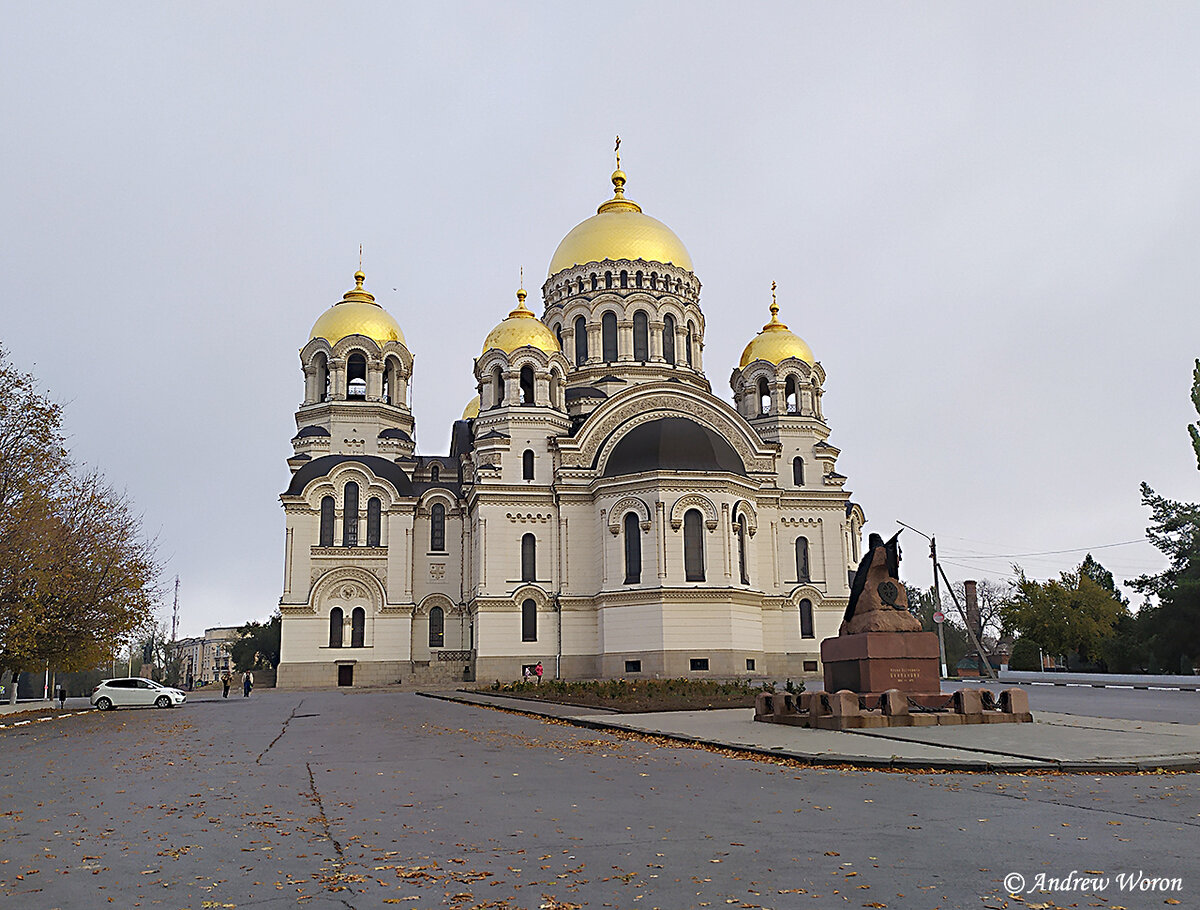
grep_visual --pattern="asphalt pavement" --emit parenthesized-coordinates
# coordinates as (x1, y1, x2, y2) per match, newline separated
(1, 687, 1198, 910)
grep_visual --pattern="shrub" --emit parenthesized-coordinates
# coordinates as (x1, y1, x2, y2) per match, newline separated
(1008, 638, 1041, 671)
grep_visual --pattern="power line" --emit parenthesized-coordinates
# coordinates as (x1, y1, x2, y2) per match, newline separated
(940, 538, 1146, 560)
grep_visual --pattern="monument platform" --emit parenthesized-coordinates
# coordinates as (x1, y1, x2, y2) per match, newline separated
(820, 630, 941, 694)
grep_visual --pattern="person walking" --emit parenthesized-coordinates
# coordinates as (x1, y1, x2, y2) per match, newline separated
(221, 672, 231, 698)
(534, 661, 543, 685)
(242, 670, 253, 698)
(57, 685, 67, 709)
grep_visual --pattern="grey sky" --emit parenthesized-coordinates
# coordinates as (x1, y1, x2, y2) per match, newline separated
(2, 3, 1197, 637)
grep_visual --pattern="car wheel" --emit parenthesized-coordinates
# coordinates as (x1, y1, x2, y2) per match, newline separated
(155, 695, 171, 708)
(96, 697, 112, 711)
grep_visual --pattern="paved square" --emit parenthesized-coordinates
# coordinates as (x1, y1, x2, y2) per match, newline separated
(2, 689, 1197, 909)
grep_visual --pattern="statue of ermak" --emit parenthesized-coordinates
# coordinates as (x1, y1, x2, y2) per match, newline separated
(840, 531, 923, 635)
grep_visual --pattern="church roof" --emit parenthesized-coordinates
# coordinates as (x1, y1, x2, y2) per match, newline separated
(309, 271, 406, 348)
(295, 425, 331, 438)
(548, 167, 692, 276)
(283, 455, 414, 497)
(602, 417, 745, 477)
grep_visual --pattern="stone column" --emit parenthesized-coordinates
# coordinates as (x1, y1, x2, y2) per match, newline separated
(656, 501, 667, 579)
(649, 321, 664, 362)
(617, 320, 633, 362)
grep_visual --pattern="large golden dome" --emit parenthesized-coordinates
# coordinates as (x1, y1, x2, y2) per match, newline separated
(310, 271, 406, 347)
(462, 395, 480, 419)
(481, 288, 560, 355)
(739, 291, 814, 368)
(547, 169, 693, 277)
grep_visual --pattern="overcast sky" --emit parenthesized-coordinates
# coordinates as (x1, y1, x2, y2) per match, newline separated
(3, 3, 1198, 637)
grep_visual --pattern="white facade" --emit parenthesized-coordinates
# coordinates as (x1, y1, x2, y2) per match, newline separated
(277, 166, 864, 688)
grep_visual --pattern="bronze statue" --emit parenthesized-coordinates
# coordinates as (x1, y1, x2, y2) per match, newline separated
(841, 531, 922, 634)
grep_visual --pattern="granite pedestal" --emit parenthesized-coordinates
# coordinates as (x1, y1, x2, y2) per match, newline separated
(821, 630, 940, 695)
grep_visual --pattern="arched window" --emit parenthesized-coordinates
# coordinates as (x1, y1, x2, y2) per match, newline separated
(785, 375, 798, 413)
(319, 496, 335, 547)
(366, 497, 381, 547)
(663, 314, 676, 365)
(574, 316, 588, 366)
(351, 607, 365, 648)
(314, 353, 329, 403)
(522, 449, 534, 480)
(430, 503, 446, 552)
(577, 278, 584, 293)
(650, 272, 658, 290)
(492, 365, 504, 408)
(521, 598, 537, 642)
(347, 353, 367, 399)
(792, 457, 804, 486)
(620, 269, 628, 288)
(684, 509, 705, 582)
(591, 273, 598, 291)
(521, 533, 536, 582)
(555, 324, 563, 350)
(799, 598, 815, 639)
(430, 464, 440, 483)
(602, 311, 618, 362)
(428, 606, 445, 648)
(633, 310, 649, 361)
(329, 607, 343, 648)
(342, 482, 359, 547)
(635, 270, 643, 288)
(758, 378, 771, 415)
(737, 513, 749, 585)
(605, 271, 613, 289)
(519, 365, 534, 405)
(686, 322, 695, 367)
(549, 371, 561, 410)
(381, 362, 391, 404)
(796, 537, 810, 583)
(624, 512, 642, 584)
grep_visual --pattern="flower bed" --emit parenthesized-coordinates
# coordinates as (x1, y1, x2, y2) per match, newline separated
(480, 677, 797, 713)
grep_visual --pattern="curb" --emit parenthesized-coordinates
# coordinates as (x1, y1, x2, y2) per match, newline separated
(416, 690, 1066, 773)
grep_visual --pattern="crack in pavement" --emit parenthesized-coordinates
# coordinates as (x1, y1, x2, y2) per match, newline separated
(304, 761, 358, 910)
(256, 698, 304, 764)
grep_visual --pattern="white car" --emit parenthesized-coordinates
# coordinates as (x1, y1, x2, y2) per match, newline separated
(91, 677, 187, 710)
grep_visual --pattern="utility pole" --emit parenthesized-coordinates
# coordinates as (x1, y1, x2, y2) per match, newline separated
(899, 521, 997, 681)
(170, 575, 180, 645)
(899, 522, 947, 678)
(930, 536, 948, 679)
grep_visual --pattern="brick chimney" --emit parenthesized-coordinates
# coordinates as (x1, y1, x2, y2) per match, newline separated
(964, 580, 982, 643)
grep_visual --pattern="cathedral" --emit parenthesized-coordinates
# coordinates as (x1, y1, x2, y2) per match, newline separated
(276, 159, 865, 688)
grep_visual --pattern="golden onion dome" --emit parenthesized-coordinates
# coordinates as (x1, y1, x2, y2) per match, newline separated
(309, 271, 406, 347)
(481, 288, 560, 355)
(547, 168, 693, 277)
(462, 395, 480, 420)
(739, 287, 815, 368)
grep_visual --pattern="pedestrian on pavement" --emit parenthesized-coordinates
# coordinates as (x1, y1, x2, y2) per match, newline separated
(186, 672, 193, 691)
(242, 671, 253, 697)
(57, 685, 67, 709)
(523, 666, 532, 683)
(221, 672, 231, 698)
(535, 661, 543, 685)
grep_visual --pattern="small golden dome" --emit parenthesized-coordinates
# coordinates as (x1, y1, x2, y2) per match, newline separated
(462, 395, 480, 420)
(309, 270, 406, 347)
(739, 287, 814, 368)
(547, 168, 693, 277)
(481, 287, 560, 355)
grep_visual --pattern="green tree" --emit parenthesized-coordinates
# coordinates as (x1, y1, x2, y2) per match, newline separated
(1008, 637, 1042, 671)
(230, 612, 282, 671)
(1189, 358, 1200, 469)
(0, 348, 158, 701)
(1000, 563, 1127, 666)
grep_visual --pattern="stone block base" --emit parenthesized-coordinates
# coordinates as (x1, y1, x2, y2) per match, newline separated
(754, 687, 1033, 730)
(821, 631, 940, 694)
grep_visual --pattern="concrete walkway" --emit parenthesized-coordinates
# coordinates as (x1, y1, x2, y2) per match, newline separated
(421, 688, 1200, 772)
